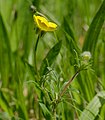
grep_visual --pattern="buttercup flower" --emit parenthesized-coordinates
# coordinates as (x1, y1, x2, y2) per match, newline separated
(33, 15, 57, 31)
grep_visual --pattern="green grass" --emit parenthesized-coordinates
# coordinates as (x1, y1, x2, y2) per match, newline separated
(0, 0, 105, 120)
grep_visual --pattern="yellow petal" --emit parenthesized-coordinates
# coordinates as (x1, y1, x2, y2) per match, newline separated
(33, 15, 57, 31)
(33, 15, 49, 31)
(48, 22, 57, 31)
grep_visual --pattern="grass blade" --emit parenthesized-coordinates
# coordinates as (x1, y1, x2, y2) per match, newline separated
(0, 91, 13, 117)
(82, 0, 105, 54)
(63, 18, 80, 55)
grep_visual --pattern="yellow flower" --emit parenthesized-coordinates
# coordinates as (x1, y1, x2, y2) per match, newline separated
(33, 15, 57, 31)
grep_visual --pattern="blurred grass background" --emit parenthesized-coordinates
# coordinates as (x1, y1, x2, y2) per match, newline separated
(0, 0, 105, 120)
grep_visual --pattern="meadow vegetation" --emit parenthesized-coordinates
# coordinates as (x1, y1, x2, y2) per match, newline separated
(0, 0, 105, 120)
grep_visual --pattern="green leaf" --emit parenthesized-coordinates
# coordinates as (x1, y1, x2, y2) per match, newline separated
(0, 14, 11, 63)
(16, 84, 28, 120)
(63, 17, 80, 55)
(82, 0, 105, 54)
(0, 13, 12, 86)
(63, 17, 75, 41)
(40, 41, 62, 76)
(0, 91, 13, 117)
(79, 91, 105, 120)
(39, 102, 52, 119)
(24, 60, 36, 78)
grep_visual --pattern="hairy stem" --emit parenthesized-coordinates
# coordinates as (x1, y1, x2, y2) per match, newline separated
(59, 69, 80, 97)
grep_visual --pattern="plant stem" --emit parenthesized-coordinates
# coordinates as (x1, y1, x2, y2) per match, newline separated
(69, 91, 79, 120)
(53, 108, 56, 120)
(59, 69, 80, 97)
(34, 34, 40, 74)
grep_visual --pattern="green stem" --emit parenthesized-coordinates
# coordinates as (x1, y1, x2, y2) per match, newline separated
(53, 108, 56, 120)
(34, 34, 40, 75)
(69, 91, 79, 120)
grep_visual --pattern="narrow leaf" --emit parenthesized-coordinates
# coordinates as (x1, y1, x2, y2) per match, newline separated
(40, 41, 62, 76)
(0, 14, 12, 86)
(0, 14, 11, 52)
(24, 60, 36, 78)
(82, 0, 105, 54)
(63, 17, 75, 41)
(39, 102, 52, 119)
(0, 91, 13, 117)
(63, 17, 80, 55)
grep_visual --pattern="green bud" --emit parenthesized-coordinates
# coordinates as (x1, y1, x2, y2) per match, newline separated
(81, 51, 91, 61)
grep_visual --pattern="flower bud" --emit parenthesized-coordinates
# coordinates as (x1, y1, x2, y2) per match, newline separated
(81, 51, 91, 61)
